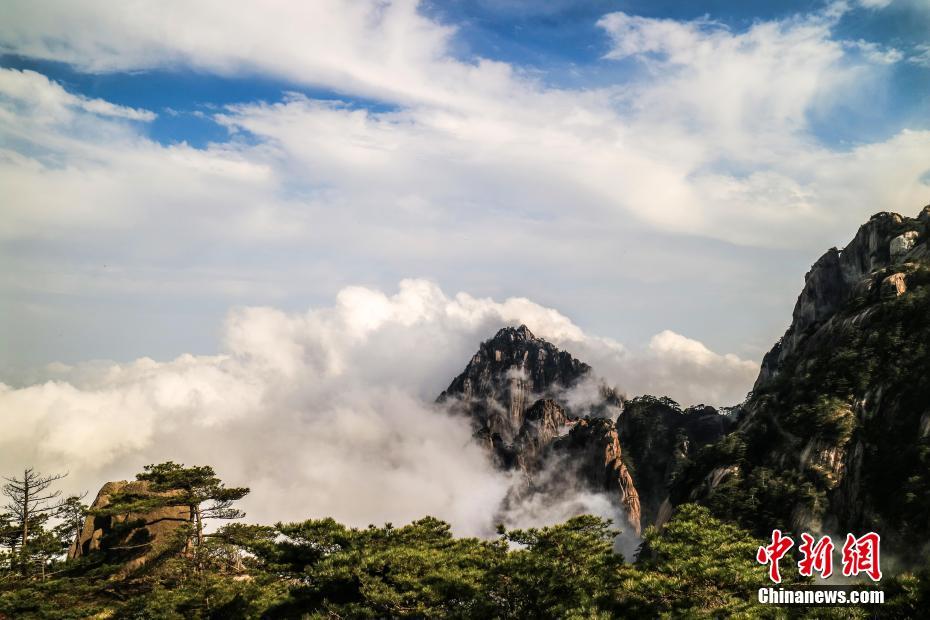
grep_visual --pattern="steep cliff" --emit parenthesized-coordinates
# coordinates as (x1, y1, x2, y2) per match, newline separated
(551, 417, 641, 532)
(676, 205, 930, 563)
(617, 397, 733, 528)
(756, 207, 930, 388)
(439, 325, 590, 445)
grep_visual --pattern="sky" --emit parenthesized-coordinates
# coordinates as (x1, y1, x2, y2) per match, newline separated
(0, 0, 929, 531)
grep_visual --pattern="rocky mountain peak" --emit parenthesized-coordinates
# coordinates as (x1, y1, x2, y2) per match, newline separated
(675, 203, 930, 561)
(755, 207, 930, 389)
(492, 324, 536, 342)
(439, 327, 645, 534)
(438, 324, 590, 444)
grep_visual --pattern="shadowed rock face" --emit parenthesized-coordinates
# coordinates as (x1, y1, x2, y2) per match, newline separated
(439, 325, 590, 445)
(552, 417, 641, 534)
(756, 208, 930, 389)
(673, 205, 930, 563)
(511, 398, 572, 473)
(617, 398, 732, 528)
(69, 480, 190, 572)
(439, 326, 643, 534)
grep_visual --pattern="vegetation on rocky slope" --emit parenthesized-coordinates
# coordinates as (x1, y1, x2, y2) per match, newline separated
(673, 222, 930, 564)
(1, 462, 927, 618)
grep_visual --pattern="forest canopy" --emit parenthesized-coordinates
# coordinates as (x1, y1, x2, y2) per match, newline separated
(1, 462, 926, 619)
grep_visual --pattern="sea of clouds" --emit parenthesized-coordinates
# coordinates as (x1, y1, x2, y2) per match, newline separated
(0, 279, 756, 537)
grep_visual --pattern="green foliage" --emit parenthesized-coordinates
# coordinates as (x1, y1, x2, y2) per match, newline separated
(1, 496, 923, 619)
(134, 462, 250, 522)
(485, 515, 625, 618)
(241, 516, 503, 618)
(876, 560, 930, 619)
(632, 504, 798, 617)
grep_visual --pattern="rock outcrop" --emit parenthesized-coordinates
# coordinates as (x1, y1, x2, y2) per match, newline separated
(756, 208, 930, 389)
(69, 480, 190, 571)
(552, 417, 641, 533)
(676, 205, 930, 564)
(439, 325, 590, 445)
(616, 397, 732, 528)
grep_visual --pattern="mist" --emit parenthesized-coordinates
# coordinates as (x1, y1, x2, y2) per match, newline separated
(0, 279, 757, 537)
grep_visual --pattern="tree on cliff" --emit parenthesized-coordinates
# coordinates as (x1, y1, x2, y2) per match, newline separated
(53, 494, 88, 555)
(98, 462, 250, 555)
(1, 469, 67, 576)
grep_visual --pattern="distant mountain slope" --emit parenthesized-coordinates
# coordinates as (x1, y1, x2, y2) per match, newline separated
(438, 325, 730, 536)
(438, 324, 591, 445)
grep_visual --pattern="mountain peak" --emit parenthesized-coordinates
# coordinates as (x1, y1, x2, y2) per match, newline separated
(756, 205, 930, 389)
(438, 325, 590, 444)
(492, 324, 536, 342)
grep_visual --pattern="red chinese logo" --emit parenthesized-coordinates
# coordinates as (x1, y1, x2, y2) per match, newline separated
(798, 533, 834, 579)
(756, 529, 794, 584)
(841, 532, 882, 582)
(757, 530, 882, 583)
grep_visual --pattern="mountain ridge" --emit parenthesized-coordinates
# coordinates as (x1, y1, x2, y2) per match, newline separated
(435, 204, 930, 560)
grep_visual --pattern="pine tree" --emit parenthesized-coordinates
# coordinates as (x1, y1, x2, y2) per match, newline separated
(136, 462, 249, 549)
(94, 462, 250, 560)
(1, 469, 67, 576)
(54, 494, 88, 558)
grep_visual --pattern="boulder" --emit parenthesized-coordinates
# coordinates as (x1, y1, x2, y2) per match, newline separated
(890, 231, 919, 261)
(69, 480, 191, 571)
(881, 272, 907, 299)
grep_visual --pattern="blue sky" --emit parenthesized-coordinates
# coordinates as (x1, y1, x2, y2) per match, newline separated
(3, 0, 927, 149)
(1, 0, 929, 392)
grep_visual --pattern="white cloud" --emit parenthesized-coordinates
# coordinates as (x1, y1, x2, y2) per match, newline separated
(0, 279, 755, 533)
(1, 2, 929, 447)
(845, 39, 904, 64)
(0, 0, 498, 112)
(909, 44, 930, 67)
(857, 0, 894, 8)
(0, 68, 155, 122)
(597, 8, 847, 152)
(1, 4, 925, 256)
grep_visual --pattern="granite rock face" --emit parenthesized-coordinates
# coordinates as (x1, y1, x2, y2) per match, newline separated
(551, 417, 642, 534)
(616, 397, 732, 528)
(69, 480, 190, 572)
(675, 205, 930, 563)
(511, 398, 572, 472)
(439, 325, 590, 445)
(756, 209, 929, 389)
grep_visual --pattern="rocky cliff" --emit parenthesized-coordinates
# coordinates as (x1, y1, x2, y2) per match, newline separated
(439, 325, 732, 536)
(617, 397, 733, 528)
(69, 480, 190, 572)
(439, 326, 642, 533)
(442, 207, 930, 560)
(676, 205, 930, 563)
(756, 207, 930, 389)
